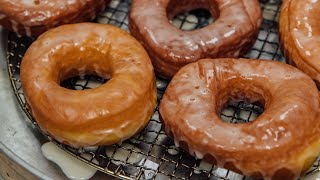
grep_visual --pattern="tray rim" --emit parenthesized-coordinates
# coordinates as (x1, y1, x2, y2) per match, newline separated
(0, 28, 51, 180)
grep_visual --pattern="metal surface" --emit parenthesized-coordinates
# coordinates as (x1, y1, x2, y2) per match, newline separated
(2, 0, 320, 179)
(0, 28, 65, 180)
(0, 28, 116, 180)
(0, 27, 113, 180)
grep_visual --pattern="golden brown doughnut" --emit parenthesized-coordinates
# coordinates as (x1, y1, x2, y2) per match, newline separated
(129, 0, 262, 78)
(0, 0, 109, 36)
(159, 58, 320, 179)
(20, 23, 157, 147)
(279, 0, 320, 87)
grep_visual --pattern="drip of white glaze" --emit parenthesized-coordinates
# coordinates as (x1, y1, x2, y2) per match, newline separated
(24, 26, 32, 37)
(174, 138, 180, 147)
(10, 20, 19, 34)
(105, 143, 144, 166)
(194, 150, 204, 159)
(167, 145, 180, 155)
(41, 142, 97, 180)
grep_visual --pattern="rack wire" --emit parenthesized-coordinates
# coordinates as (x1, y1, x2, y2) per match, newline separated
(5, 0, 320, 179)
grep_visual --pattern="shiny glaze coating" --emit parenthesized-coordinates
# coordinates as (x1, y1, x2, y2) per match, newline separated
(279, 0, 320, 86)
(21, 23, 157, 147)
(0, 0, 109, 36)
(129, 0, 262, 78)
(159, 58, 320, 179)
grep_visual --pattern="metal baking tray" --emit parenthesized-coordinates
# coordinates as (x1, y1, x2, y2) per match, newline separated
(4, 0, 320, 179)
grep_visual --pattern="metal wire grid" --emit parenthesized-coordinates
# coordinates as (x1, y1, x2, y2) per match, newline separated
(5, 0, 320, 179)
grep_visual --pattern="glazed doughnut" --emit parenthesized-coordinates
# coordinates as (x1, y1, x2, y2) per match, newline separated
(279, 0, 320, 87)
(20, 23, 157, 147)
(129, 0, 262, 78)
(0, 0, 109, 36)
(159, 58, 320, 179)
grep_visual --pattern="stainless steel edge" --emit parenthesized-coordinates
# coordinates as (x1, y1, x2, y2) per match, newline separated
(0, 27, 114, 180)
(0, 28, 66, 180)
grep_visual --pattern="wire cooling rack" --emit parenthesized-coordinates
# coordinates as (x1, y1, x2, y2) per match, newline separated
(6, 0, 320, 179)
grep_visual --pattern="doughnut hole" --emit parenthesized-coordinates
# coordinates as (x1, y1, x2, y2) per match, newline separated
(217, 80, 269, 124)
(167, 0, 219, 31)
(55, 45, 111, 90)
(61, 75, 108, 90)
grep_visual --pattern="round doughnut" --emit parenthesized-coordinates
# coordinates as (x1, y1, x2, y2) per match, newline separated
(129, 0, 262, 78)
(279, 0, 320, 87)
(159, 58, 320, 179)
(20, 23, 157, 147)
(0, 0, 109, 37)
